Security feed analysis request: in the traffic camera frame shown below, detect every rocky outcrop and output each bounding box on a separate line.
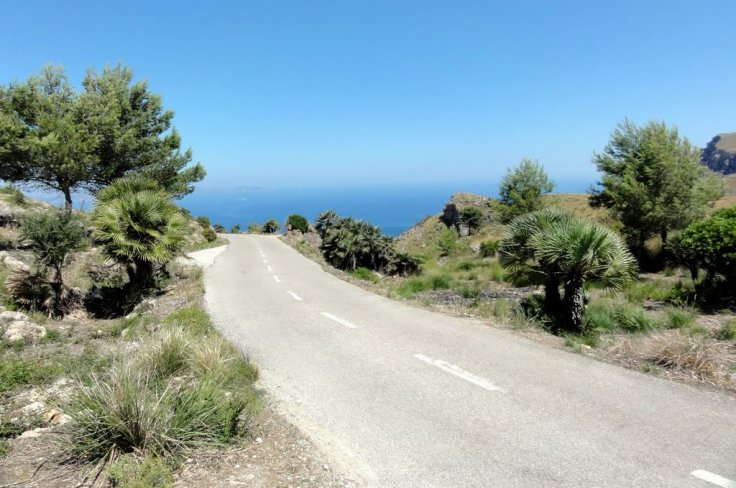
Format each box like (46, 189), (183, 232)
(0, 200), (28, 227)
(702, 132), (736, 174)
(439, 193), (494, 237)
(0, 311), (47, 342)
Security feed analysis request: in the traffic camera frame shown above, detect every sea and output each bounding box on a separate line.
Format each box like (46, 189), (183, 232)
(179, 180), (592, 236)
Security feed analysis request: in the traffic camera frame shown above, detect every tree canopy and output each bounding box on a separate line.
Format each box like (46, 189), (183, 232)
(498, 159), (554, 223)
(0, 64), (205, 206)
(590, 119), (724, 255)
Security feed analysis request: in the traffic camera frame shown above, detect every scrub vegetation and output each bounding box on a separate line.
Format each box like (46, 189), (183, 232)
(285, 119), (736, 392)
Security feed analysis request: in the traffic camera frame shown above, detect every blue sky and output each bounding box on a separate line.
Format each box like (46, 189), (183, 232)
(2, 0), (735, 191)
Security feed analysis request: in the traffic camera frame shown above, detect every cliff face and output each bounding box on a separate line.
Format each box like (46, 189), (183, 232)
(702, 132), (736, 174)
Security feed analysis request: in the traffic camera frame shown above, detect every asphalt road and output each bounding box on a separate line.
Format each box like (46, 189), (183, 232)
(203, 235), (736, 488)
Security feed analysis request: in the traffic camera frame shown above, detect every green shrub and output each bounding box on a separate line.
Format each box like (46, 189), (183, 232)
(353, 267), (378, 282)
(202, 227), (217, 242)
(230, 224), (241, 234)
(479, 240), (499, 258)
(246, 223), (261, 233)
(195, 216), (211, 230)
(12, 209), (87, 315)
(437, 227), (459, 256)
(108, 455), (174, 488)
(459, 207), (483, 233)
(213, 224), (226, 233)
(286, 214), (309, 233)
(262, 219), (279, 234)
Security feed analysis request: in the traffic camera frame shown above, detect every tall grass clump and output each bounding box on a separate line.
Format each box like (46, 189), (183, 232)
(162, 305), (213, 336)
(66, 308), (260, 461)
(396, 273), (453, 297)
(353, 267), (378, 282)
(663, 307), (696, 330)
(583, 300), (658, 334)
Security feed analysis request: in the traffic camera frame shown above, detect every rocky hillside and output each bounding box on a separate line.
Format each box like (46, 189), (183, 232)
(702, 132), (736, 174)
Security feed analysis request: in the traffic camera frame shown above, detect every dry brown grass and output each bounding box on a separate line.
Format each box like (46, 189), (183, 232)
(607, 331), (735, 390)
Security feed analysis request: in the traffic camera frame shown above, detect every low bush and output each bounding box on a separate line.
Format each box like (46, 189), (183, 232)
(202, 227), (217, 242)
(196, 216), (211, 229)
(286, 214), (309, 233)
(459, 207), (483, 233)
(230, 224), (241, 234)
(246, 223), (261, 234)
(213, 224), (226, 233)
(479, 240), (499, 258)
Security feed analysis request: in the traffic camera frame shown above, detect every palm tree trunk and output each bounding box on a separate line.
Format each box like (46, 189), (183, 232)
(562, 277), (585, 332)
(544, 277), (561, 320)
(133, 259), (154, 289)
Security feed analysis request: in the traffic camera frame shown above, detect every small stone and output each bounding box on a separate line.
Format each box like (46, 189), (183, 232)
(323, 464), (329, 471)
(0, 310), (28, 324)
(20, 401), (46, 417)
(255, 437), (263, 444)
(3, 320), (47, 342)
(19, 427), (50, 439)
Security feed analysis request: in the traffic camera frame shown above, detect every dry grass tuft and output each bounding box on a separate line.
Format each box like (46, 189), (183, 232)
(608, 331), (735, 390)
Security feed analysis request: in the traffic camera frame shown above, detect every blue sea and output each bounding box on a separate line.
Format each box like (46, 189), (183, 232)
(179, 180), (591, 236)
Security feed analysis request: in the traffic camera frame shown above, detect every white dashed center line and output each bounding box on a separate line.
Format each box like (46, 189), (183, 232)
(321, 312), (358, 329)
(414, 354), (501, 393)
(286, 291), (303, 301)
(692, 470), (736, 488)
(273, 275), (281, 283)
(267, 265), (273, 272)
(262, 259), (268, 264)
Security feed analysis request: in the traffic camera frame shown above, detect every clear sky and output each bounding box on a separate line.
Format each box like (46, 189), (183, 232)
(2, 0), (734, 191)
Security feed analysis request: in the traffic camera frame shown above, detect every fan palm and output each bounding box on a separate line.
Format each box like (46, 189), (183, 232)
(93, 177), (185, 289)
(498, 208), (576, 315)
(500, 208), (636, 331)
(315, 210), (339, 239)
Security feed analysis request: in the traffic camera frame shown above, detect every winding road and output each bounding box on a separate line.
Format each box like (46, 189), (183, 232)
(202, 235), (736, 488)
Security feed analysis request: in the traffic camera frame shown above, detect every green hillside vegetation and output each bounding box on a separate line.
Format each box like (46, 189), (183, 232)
(335, 121), (735, 391)
(0, 65), (258, 486)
